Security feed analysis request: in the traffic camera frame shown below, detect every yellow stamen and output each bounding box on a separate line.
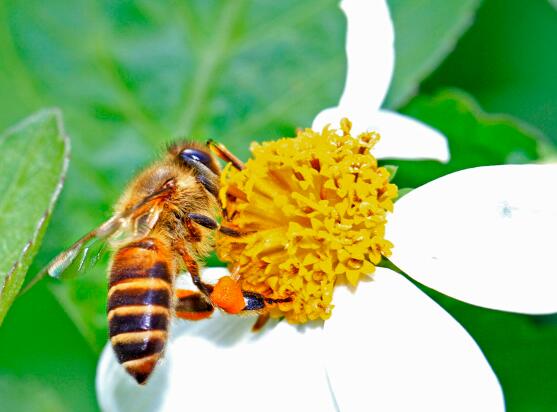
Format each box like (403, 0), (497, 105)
(217, 118), (397, 323)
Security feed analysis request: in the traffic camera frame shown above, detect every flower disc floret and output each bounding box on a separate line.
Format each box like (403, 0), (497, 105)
(216, 119), (397, 323)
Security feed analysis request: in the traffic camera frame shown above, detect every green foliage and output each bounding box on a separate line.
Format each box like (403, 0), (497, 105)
(0, 0), (348, 351)
(0, 377), (69, 412)
(385, 0), (481, 108)
(424, 0), (557, 144)
(389, 89), (547, 188)
(0, 0), (346, 157)
(0, 110), (68, 325)
(394, 187), (413, 200)
(0, 280), (98, 412)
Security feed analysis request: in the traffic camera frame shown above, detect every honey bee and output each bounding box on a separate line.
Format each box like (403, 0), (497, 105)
(27, 140), (289, 384)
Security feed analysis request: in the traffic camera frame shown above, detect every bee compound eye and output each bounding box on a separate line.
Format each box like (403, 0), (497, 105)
(180, 149), (212, 168)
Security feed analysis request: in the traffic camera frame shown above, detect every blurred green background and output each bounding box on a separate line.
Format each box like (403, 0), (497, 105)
(0, 0), (556, 411)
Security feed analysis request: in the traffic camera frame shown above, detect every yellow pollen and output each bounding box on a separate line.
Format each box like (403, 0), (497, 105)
(216, 118), (398, 323)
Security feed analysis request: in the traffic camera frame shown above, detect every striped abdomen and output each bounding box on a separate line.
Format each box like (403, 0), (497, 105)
(107, 238), (174, 384)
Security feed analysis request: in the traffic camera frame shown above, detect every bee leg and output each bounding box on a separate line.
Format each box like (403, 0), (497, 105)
(175, 280), (269, 329)
(188, 213), (218, 230)
(218, 226), (242, 237)
(175, 289), (214, 320)
(242, 290), (292, 311)
(176, 246), (212, 297)
(207, 140), (245, 171)
(241, 290), (289, 331)
(210, 276), (292, 320)
(252, 313), (270, 332)
(184, 217), (203, 242)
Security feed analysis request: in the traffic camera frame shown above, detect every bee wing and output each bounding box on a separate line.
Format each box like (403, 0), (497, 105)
(20, 186), (171, 296)
(46, 216), (122, 280)
(19, 216), (124, 296)
(130, 202), (163, 238)
(46, 185), (171, 280)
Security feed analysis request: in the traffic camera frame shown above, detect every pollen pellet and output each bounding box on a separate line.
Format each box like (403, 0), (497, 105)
(216, 118), (397, 323)
(210, 276), (245, 314)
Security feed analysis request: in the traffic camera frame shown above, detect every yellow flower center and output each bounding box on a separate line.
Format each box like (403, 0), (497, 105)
(216, 119), (398, 323)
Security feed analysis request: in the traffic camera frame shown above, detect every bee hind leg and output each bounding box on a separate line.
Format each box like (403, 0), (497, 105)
(175, 276), (272, 326)
(210, 277), (291, 331)
(175, 284), (274, 332)
(252, 313), (270, 332)
(241, 290), (291, 331)
(175, 289), (214, 321)
(175, 242), (291, 329)
(242, 291), (292, 311)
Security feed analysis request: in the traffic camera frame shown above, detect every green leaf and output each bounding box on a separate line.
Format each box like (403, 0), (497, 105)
(0, 376), (69, 412)
(423, 0), (557, 144)
(0, 110), (69, 325)
(0, 280), (98, 412)
(386, 0), (481, 108)
(395, 187), (413, 200)
(387, 89), (548, 188)
(0, 0), (346, 349)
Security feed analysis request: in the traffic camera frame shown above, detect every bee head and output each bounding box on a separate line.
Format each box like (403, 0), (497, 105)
(167, 141), (220, 176)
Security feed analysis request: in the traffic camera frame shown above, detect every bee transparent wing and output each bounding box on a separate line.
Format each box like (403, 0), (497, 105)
(19, 216), (123, 296)
(48, 215), (126, 280)
(19, 186), (169, 297)
(47, 230), (109, 280)
(45, 188), (169, 280)
(132, 204), (162, 238)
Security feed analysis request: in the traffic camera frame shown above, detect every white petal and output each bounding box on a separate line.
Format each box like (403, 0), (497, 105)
(313, 109), (449, 162)
(312, 106), (347, 133)
(338, 0), (395, 111)
(371, 110), (449, 161)
(388, 164), (557, 314)
(312, 0), (395, 130)
(97, 269), (336, 412)
(324, 268), (504, 412)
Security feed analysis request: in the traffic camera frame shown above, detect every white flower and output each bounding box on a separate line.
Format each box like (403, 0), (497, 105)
(312, 0), (449, 162)
(321, 163), (557, 411)
(96, 1), (555, 411)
